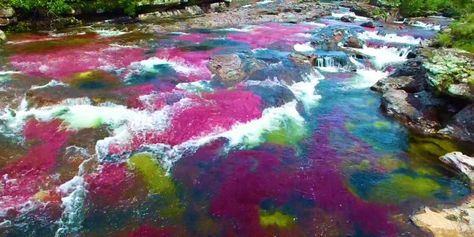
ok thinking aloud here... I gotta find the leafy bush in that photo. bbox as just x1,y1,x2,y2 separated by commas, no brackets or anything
0,0,179,16
437,13,474,53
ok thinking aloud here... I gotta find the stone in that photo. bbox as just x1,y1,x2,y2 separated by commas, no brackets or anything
360,21,375,28
371,76,422,93
424,48,474,101
381,89,440,134
208,54,265,86
412,152,474,237
0,30,6,43
345,36,362,48
0,7,14,18
340,15,355,23
442,104,474,143
440,152,474,182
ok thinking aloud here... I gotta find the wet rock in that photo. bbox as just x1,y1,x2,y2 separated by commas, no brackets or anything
424,48,474,101
371,76,422,93
345,36,362,48
381,89,440,134
440,152,474,182
360,21,375,28
208,54,265,86
246,82,296,108
340,15,355,23
412,152,474,237
442,104,474,143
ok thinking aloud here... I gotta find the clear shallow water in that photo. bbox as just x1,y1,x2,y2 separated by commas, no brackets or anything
0,10,471,237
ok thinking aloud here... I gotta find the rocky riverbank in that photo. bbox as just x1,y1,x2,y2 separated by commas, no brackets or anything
371,47,474,145
412,152,474,237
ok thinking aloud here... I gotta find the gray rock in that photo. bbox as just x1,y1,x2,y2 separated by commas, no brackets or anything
340,15,355,23
442,104,474,143
440,152,474,183
371,76,420,93
208,54,266,86
381,89,440,134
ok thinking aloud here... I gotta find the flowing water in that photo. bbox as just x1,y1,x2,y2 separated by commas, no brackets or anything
0,6,471,237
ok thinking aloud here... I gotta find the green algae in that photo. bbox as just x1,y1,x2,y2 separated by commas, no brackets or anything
409,135,460,159
127,153,183,218
370,174,444,203
378,155,406,172
127,153,175,195
373,121,391,130
69,70,120,90
259,209,296,228
264,119,306,146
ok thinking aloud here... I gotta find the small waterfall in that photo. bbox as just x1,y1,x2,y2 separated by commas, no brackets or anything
317,57,335,67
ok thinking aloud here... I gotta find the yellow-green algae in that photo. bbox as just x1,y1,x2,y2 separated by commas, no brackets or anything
259,209,296,228
378,155,406,172
127,153,175,195
373,121,391,130
127,153,183,217
370,174,444,203
264,119,306,146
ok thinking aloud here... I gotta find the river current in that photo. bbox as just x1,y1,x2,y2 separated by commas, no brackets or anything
0,6,470,237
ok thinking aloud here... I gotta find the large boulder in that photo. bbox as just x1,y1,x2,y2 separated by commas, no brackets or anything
440,152,474,182
371,76,423,93
381,89,441,134
424,48,474,101
208,54,265,86
441,104,474,144
412,152,474,237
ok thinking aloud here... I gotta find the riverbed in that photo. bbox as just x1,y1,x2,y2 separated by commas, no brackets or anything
0,4,471,237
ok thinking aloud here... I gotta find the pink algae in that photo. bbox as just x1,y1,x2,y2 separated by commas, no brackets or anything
0,120,73,212
9,44,145,80
86,163,135,207
134,89,262,147
174,33,215,43
227,23,314,48
154,47,218,82
108,89,262,155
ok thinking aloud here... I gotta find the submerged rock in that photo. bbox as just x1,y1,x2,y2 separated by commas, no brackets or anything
412,152,474,237
208,54,265,86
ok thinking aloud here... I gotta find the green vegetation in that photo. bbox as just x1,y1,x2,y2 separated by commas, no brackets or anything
437,13,474,53
380,0,474,17
0,0,181,16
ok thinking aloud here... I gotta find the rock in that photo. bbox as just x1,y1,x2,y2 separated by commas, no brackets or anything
412,152,474,237
0,7,14,18
381,89,440,134
412,201,474,237
0,30,6,43
371,76,422,93
424,48,474,101
440,152,474,182
360,21,375,28
208,54,265,86
340,15,355,23
345,36,362,48
442,104,474,143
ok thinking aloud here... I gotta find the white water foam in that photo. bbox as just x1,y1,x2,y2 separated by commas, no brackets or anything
352,46,411,69
358,31,423,45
